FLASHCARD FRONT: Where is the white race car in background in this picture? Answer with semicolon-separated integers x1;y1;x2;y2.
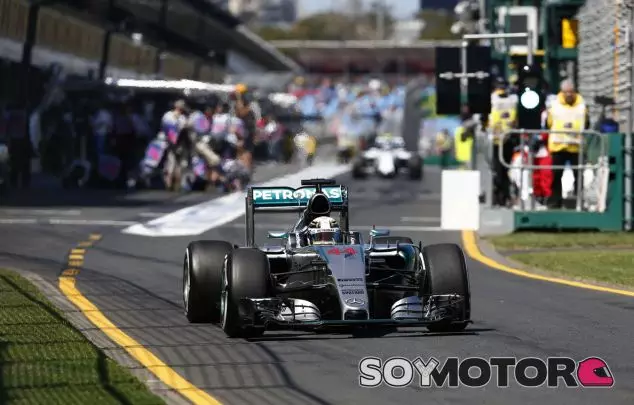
352;135;422;180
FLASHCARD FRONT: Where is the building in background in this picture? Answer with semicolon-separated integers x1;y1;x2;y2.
392;20;425;43
225;0;297;26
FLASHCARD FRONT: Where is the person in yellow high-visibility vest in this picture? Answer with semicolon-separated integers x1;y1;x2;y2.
435;129;453;169
486;77;518;206
545;79;590;208
454;125;474;169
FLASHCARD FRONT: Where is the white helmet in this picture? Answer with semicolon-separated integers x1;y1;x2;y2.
308;216;341;245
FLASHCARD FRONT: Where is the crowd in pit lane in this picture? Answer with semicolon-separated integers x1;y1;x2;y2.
289;77;408;155
0;74;412;196
0;81;311;194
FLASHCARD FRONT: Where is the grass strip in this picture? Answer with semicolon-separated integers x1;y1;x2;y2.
508;251;634;288
486;232;634;251
0;269;165;405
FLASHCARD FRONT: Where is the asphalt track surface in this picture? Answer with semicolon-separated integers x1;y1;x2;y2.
1;164;633;404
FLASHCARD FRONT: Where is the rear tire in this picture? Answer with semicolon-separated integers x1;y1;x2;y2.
421;243;470;332
373;236;414;244
352;159;366;179
408;156;423;180
221;248;271;338
183;241;234;323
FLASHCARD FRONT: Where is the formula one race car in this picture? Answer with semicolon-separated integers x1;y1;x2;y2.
182;179;470;338
352;134;422;180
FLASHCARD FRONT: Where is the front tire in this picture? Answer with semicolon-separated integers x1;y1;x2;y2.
352;158;366;179
183;240;234;323
421;243;470;332
221;248;271;338
408;156;423;180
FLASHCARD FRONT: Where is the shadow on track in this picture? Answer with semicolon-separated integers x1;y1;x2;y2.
247;328;495;343
254;344;333;405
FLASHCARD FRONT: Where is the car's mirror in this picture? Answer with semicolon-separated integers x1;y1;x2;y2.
369;229;390;237
267;231;288;239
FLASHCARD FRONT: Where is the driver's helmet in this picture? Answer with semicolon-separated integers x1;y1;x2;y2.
391;136;405;149
375;135;391;150
307;216;342;245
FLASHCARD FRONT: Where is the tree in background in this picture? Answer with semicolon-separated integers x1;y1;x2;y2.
417;9;459;40
256;9;394;42
364;1;395;39
293;13;352;40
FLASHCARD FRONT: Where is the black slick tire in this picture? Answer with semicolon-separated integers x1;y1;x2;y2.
183;240;233;323
421;243;470;332
408;156;423;180
352;159;366;179
221;248;271;338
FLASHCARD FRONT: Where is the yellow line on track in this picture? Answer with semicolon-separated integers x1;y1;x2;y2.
461;230;634;298
58;234;223;405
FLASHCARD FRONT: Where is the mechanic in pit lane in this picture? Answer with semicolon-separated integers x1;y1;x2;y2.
187;100;223;187
210;102;249;191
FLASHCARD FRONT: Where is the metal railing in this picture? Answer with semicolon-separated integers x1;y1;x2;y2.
485;129;609;212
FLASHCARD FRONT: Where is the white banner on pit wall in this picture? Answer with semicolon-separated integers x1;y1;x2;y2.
441;170;480;231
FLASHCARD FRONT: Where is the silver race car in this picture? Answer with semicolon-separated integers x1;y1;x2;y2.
352;134;423;179
183;179;470;338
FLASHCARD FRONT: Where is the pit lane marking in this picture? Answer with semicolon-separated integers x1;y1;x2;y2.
0;218;137;226
0;209;82;216
122;162;351;237
58;233;224;405
138;212;164;218
461;230;634;298
400;216;441;223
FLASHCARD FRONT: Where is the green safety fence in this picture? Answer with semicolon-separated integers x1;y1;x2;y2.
514;132;623;232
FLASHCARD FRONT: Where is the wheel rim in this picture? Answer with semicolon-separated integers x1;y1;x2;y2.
220;258;229;328
183;250;190;311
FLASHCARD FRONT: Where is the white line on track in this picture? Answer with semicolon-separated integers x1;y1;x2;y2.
48;219;138;226
122;162;351;237
138;212;164;218
0;218;137;226
400;216;441;223
0;209;82;216
0;219;38;224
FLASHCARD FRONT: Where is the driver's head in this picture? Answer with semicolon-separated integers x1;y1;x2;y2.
376;136;390;149
307;216;342;245
391;136;405;148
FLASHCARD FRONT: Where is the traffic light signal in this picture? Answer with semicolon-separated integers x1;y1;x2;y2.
466;45;491;116
434;45;492;116
516;64;544;129
435;47;461;115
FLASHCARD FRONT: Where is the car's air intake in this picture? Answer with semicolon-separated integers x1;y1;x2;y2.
344;310;369;320
308;193;331;215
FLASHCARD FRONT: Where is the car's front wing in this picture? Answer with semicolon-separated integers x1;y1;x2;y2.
237;295;470;331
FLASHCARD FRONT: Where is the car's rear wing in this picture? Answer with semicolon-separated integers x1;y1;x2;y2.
244;183;349;246
250;185;346;212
